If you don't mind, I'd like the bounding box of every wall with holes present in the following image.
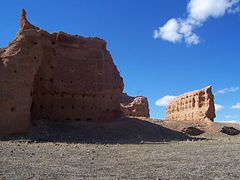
[31,92,119,121]
[0,32,46,134]
[0,17,123,135]
[166,86,215,121]
[31,32,123,122]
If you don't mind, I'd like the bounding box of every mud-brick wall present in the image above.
[166,86,215,121]
[31,91,120,121]
[31,33,123,122]
[0,30,46,134]
[0,10,124,135]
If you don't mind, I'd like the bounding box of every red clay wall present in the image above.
[31,33,123,121]
[166,86,216,122]
[0,10,124,135]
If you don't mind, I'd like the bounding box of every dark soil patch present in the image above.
[220,126,240,136]
[181,127,204,136]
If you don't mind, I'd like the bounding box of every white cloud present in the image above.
[228,6,240,13]
[154,0,240,45]
[231,103,240,109]
[221,120,239,123]
[215,87,239,95]
[225,115,239,119]
[215,104,224,112]
[188,0,236,21]
[185,33,200,45]
[223,113,240,123]
[155,95,176,107]
[153,18,182,43]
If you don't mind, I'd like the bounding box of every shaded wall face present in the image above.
[31,33,123,121]
[166,87,215,121]
[0,31,46,134]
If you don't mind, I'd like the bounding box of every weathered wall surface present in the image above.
[0,10,123,134]
[0,10,47,134]
[166,86,215,122]
[120,93,150,118]
[31,32,123,121]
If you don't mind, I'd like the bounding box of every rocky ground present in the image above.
[0,118,240,179]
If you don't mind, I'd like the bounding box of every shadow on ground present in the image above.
[0,117,207,144]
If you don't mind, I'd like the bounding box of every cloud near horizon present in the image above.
[154,0,240,45]
[155,95,176,107]
[215,86,239,95]
[231,103,240,109]
[225,115,239,119]
[220,120,240,123]
[215,104,224,112]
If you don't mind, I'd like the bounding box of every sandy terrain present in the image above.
[0,118,240,179]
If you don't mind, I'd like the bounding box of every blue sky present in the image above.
[0,0,240,122]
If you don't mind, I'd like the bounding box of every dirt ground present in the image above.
[0,118,240,179]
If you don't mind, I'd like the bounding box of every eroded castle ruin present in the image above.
[120,93,150,118]
[166,86,216,122]
[0,10,124,134]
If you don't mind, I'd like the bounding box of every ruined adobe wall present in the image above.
[31,32,123,121]
[0,10,123,134]
[120,93,150,118]
[0,11,49,134]
[166,86,215,122]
